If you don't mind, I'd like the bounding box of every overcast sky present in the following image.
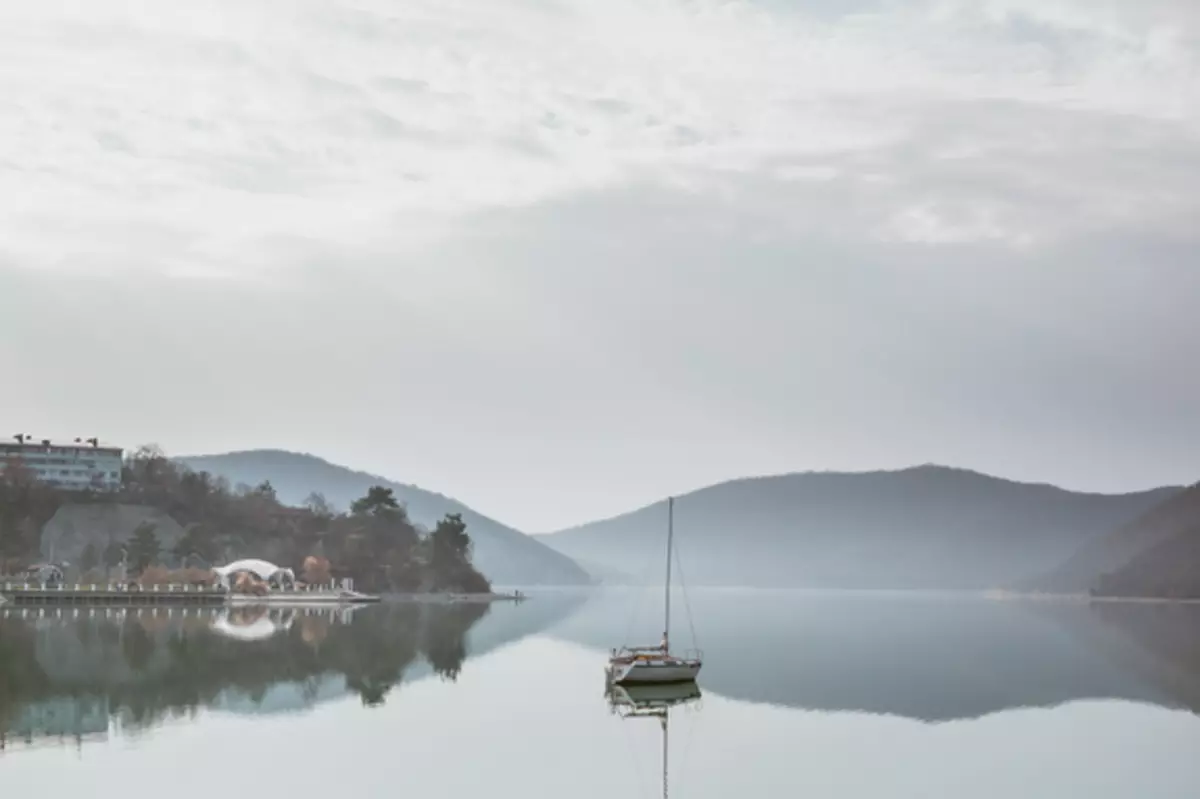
[2,0,1198,531]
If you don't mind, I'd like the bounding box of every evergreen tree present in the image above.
[126,522,161,575]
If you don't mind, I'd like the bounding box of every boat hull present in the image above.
[609,659,702,685]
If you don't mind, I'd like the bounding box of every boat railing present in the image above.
[683,648,704,662]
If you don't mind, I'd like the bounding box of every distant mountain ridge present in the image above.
[540,465,1182,590]
[177,450,590,587]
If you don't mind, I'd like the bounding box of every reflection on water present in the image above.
[553,590,1200,721]
[3,590,1200,798]
[605,681,703,799]
[0,602,487,750]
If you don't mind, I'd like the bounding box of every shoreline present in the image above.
[380,591,527,604]
[984,590,1200,605]
[0,583,525,608]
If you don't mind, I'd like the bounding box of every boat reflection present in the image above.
[605,680,703,798]
[606,680,703,717]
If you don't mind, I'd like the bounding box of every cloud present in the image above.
[1,0,1197,277]
[2,0,1199,527]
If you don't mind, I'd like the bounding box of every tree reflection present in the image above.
[0,601,490,745]
[421,603,487,682]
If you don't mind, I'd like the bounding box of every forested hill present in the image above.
[178,450,590,587]
[1035,482,1200,598]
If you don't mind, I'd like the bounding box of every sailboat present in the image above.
[607,496,703,684]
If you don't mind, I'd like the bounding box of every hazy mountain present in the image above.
[177,450,590,586]
[1092,486,1200,598]
[1031,482,1200,596]
[540,465,1180,590]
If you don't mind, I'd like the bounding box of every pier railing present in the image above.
[0,580,355,594]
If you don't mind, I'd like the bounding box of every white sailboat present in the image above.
[607,496,702,685]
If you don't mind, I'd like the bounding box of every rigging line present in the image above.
[622,547,657,646]
[671,532,700,652]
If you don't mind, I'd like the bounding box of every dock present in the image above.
[0,581,381,607]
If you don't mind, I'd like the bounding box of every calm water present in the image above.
[3,589,1200,797]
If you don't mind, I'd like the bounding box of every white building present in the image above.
[0,437,123,491]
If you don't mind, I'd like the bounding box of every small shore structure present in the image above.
[212,558,298,591]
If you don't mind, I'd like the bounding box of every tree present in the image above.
[0,518,38,574]
[424,513,489,593]
[431,513,472,562]
[340,487,420,592]
[305,491,334,518]
[126,522,161,576]
[351,486,402,518]
[0,458,60,571]
[176,470,218,521]
[121,444,173,500]
[302,555,332,585]
[172,524,218,567]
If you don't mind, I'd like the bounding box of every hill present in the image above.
[539,465,1180,590]
[1090,484,1200,598]
[177,450,591,587]
[1032,482,1200,595]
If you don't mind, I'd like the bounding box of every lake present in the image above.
[3,588,1200,797]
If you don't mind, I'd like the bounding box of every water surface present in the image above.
[3,589,1199,797]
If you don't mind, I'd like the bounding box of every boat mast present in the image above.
[662,711,670,799]
[664,496,673,652]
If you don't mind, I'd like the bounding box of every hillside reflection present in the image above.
[9,589,1200,754]
[0,602,486,750]
[550,590,1200,722]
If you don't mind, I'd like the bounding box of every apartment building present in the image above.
[0,436,123,491]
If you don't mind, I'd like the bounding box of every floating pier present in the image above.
[0,582,381,607]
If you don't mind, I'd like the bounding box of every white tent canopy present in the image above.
[212,559,296,589]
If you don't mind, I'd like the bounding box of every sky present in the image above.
[2,0,1199,531]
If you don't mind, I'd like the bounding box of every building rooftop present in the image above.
[1,436,123,455]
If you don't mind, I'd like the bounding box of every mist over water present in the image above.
[3,590,1199,797]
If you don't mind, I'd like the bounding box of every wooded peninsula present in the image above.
[0,445,491,594]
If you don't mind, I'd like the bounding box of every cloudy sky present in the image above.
[2,0,1198,531]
